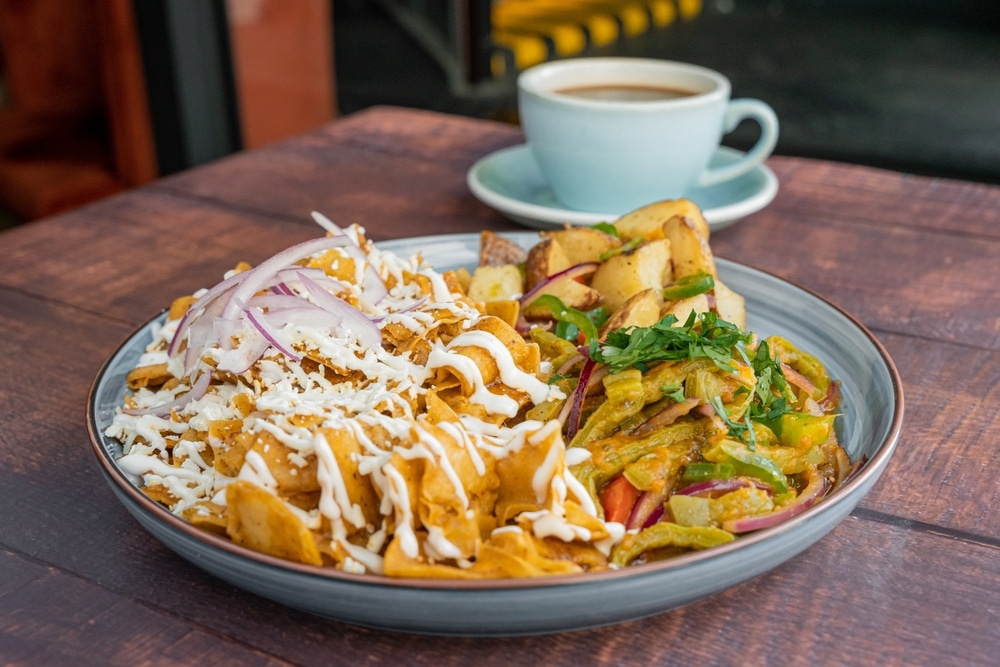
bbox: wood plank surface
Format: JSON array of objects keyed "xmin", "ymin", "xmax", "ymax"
[{"xmin": 1, "ymin": 106, "xmax": 998, "ymax": 665}]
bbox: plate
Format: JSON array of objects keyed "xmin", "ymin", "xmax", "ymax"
[
  {"xmin": 467, "ymin": 145, "xmax": 779, "ymax": 231},
  {"xmin": 88, "ymin": 232, "xmax": 902, "ymax": 637}
]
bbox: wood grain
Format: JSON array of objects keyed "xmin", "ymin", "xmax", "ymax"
[{"xmin": 1, "ymin": 106, "xmax": 998, "ymax": 665}]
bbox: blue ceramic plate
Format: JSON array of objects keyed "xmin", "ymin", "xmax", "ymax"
[
  {"xmin": 467, "ymin": 145, "xmax": 779, "ymax": 231},
  {"xmin": 88, "ymin": 232, "xmax": 902, "ymax": 637}
]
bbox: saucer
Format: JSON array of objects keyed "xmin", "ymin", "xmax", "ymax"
[{"xmin": 467, "ymin": 144, "xmax": 778, "ymax": 232}]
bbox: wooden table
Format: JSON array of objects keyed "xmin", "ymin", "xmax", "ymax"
[{"xmin": 2, "ymin": 106, "xmax": 998, "ymax": 665}]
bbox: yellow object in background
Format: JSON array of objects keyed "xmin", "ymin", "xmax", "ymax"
[{"xmin": 490, "ymin": 0, "xmax": 702, "ymax": 77}]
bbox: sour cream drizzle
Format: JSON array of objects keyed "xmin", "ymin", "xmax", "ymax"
[{"xmin": 107, "ymin": 222, "xmax": 621, "ymax": 575}]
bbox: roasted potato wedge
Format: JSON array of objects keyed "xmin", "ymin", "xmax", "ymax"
[
  {"xmin": 663, "ymin": 215, "xmax": 717, "ymax": 279},
  {"xmin": 468, "ymin": 264, "xmax": 524, "ymax": 302},
  {"xmin": 713, "ymin": 279, "xmax": 747, "ymax": 329},
  {"xmin": 480, "ymin": 230, "xmax": 528, "ymax": 267},
  {"xmin": 601, "ymin": 288, "xmax": 664, "ymax": 335},
  {"xmin": 522, "ymin": 277, "xmax": 601, "ymax": 319},
  {"xmin": 614, "ymin": 199, "xmax": 711, "ymax": 243},
  {"xmin": 540, "ymin": 227, "xmax": 621, "ymax": 266},
  {"xmin": 525, "ymin": 238, "xmax": 573, "ymax": 289},
  {"xmin": 589, "ymin": 238, "xmax": 672, "ymax": 313},
  {"xmin": 661, "ymin": 293, "xmax": 712, "ymax": 323}
]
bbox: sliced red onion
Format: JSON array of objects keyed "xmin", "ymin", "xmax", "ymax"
[
  {"xmin": 310, "ymin": 210, "xmax": 343, "ymax": 236},
  {"xmin": 626, "ymin": 489, "xmax": 667, "ymax": 530},
  {"xmin": 781, "ymin": 362, "xmax": 818, "ymax": 396},
  {"xmin": 171, "ymin": 230, "xmax": 390, "ymax": 377},
  {"xmin": 173, "ymin": 236, "xmax": 350, "ymax": 365},
  {"xmin": 297, "ymin": 272, "xmax": 382, "ymax": 348},
  {"xmin": 122, "ymin": 370, "xmax": 211, "ymax": 417},
  {"xmin": 586, "ymin": 364, "xmax": 609, "ymax": 395},
  {"xmin": 722, "ymin": 471, "xmax": 828, "ymax": 534},
  {"xmin": 168, "ymin": 269, "xmax": 248, "ymax": 356},
  {"xmin": 820, "ymin": 380, "xmax": 841, "ymax": 412},
  {"xmin": 221, "ymin": 236, "xmax": 355, "ymax": 322},
  {"xmin": 248, "ymin": 293, "xmax": 312, "ymax": 311},
  {"xmin": 183, "ymin": 314, "xmax": 221, "ymax": 374},
  {"xmin": 631, "ymin": 397, "xmax": 701, "ymax": 436},
  {"xmin": 181, "ymin": 288, "xmax": 238, "ymax": 374},
  {"xmin": 216, "ymin": 329, "xmax": 271, "ymax": 375},
  {"xmin": 264, "ymin": 305, "xmax": 344, "ymax": 330},
  {"xmin": 271, "ymin": 266, "xmax": 347, "ymax": 294},
  {"xmin": 370, "ymin": 295, "xmax": 428, "ymax": 323},
  {"xmin": 565, "ymin": 358, "xmax": 597, "ymax": 441},
  {"xmin": 556, "ymin": 353, "xmax": 584, "ymax": 377},
  {"xmin": 519, "ymin": 262, "xmax": 599, "ymax": 307},
  {"xmin": 360, "ymin": 267, "xmax": 388, "ymax": 307},
  {"xmin": 242, "ymin": 300, "xmax": 301, "ymax": 362},
  {"xmin": 676, "ymin": 477, "xmax": 774, "ymax": 498},
  {"xmin": 843, "ymin": 454, "xmax": 868, "ymax": 484},
  {"xmin": 693, "ymin": 403, "xmax": 717, "ymax": 418},
  {"xmin": 311, "ymin": 211, "xmax": 387, "ymax": 305}
]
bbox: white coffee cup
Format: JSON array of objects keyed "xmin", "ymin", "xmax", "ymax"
[{"xmin": 517, "ymin": 57, "xmax": 779, "ymax": 213}]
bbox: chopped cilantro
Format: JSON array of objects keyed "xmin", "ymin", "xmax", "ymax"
[
  {"xmin": 591, "ymin": 312, "xmax": 796, "ymax": 451},
  {"xmin": 590, "ymin": 311, "xmax": 752, "ymax": 374}
]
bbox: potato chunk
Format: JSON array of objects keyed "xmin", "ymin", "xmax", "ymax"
[
  {"xmin": 601, "ymin": 288, "xmax": 664, "ymax": 335},
  {"xmin": 614, "ymin": 199, "xmax": 711, "ymax": 243},
  {"xmin": 525, "ymin": 238, "xmax": 572, "ymax": 289},
  {"xmin": 480, "ymin": 230, "xmax": 528, "ymax": 267},
  {"xmin": 589, "ymin": 239, "xmax": 672, "ymax": 313},
  {"xmin": 540, "ymin": 228, "xmax": 621, "ymax": 266},
  {"xmin": 663, "ymin": 215, "xmax": 717, "ymax": 279},
  {"xmin": 468, "ymin": 264, "xmax": 524, "ymax": 302},
  {"xmin": 522, "ymin": 277, "xmax": 602, "ymax": 319},
  {"xmin": 713, "ymin": 279, "xmax": 747, "ymax": 329}
]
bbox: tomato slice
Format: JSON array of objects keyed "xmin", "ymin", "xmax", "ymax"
[{"xmin": 599, "ymin": 475, "xmax": 640, "ymax": 524}]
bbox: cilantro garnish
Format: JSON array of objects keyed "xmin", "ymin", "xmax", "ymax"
[
  {"xmin": 709, "ymin": 395, "xmax": 756, "ymax": 449},
  {"xmin": 590, "ymin": 311, "xmax": 794, "ymax": 450},
  {"xmin": 747, "ymin": 339, "xmax": 793, "ymax": 424},
  {"xmin": 590, "ymin": 311, "xmax": 752, "ymax": 374}
]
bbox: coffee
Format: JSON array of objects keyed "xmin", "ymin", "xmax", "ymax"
[
  {"xmin": 555, "ymin": 84, "xmax": 698, "ymax": 102},
  {"xmin": 518, "ymin": 58, "xmax": 778, "ymax": 211}
]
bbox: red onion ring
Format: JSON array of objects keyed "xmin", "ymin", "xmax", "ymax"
[
  {"xmin": 626, "ymin": 489, "xmax": 667, "ymax": 530},
  {"xmin": 122, "ymin": 370, "xmax": 211, "ymax": 417},
  {"xmin": 519, "ymin": 262, "xmax": 599, "ymax": 307},
  {"xmin": 241, "ymin": 300, "xmax": 301, "ymax": 362},
  {"xmin": 722, "ymin": 471, "xmax": 828, "ymax": 533},
  {"xmin": 676, "ymin": 477, "xmax": 774, "ymax": 498},
  {"xmin": 297, "ymin": 272, "xmax": 382, "ymax": 348},
  {"xmin": 311, "ymin": 211, "xmax": 387, "ymax": 305}
]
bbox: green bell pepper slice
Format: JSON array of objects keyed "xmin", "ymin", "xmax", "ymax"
[
  {"xmin": 610, "ymin": 522, "xmax": 734, "ymax": 566},
  {"xmin": 661, "ymin": 271, "xmax": 715, "ymax": 300}
]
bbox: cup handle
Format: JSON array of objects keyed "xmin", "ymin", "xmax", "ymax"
[{"xmin": 697, "ymin": 98, "xmax": 779, "ymax": 188}]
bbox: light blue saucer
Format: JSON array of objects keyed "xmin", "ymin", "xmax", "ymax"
[{"xmin": 467, "ymin": 144, "xmax": 778, "ymax": 232}]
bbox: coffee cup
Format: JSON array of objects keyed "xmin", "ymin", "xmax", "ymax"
[{"xmin": 517, "ymin": 57, "xmax": 778, "ymax": 213}]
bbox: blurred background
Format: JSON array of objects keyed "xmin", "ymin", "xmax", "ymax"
[{"xmin": 0, "ymin": 0, "xmax": 997, "ymax": 230}]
